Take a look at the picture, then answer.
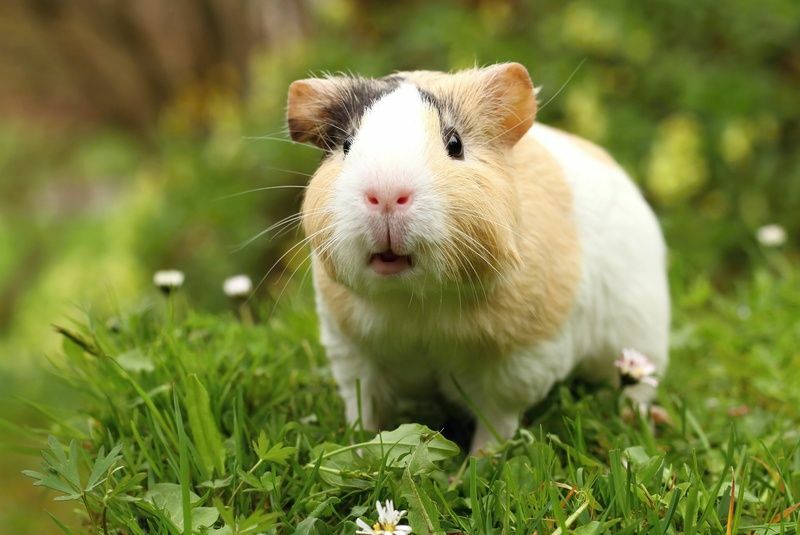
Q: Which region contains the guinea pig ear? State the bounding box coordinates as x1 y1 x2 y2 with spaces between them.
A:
481 63 537 146
286 78 338 149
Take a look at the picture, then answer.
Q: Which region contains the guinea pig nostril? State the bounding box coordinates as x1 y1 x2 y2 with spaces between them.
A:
396 195 410 205
366 194 380 206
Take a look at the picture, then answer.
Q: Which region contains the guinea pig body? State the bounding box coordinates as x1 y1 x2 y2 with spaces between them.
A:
287 64 669 452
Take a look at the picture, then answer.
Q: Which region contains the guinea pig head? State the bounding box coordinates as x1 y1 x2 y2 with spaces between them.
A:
287 63 537 295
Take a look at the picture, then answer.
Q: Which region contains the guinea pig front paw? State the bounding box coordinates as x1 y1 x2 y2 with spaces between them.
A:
469 416 518 456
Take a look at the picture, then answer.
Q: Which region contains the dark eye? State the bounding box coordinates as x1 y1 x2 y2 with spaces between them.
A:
445 130 463 159
342 136 353 155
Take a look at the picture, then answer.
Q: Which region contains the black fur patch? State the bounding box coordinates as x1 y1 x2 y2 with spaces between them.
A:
317 76 402 152
418 87 462 142
417 87 442 114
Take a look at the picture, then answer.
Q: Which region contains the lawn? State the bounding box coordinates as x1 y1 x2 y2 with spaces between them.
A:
11 248 800 533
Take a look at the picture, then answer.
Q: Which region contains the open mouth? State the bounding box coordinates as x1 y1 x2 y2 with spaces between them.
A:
369 250 413 275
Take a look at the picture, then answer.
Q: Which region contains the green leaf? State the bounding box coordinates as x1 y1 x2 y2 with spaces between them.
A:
144 483 219 532
213 497 235 527
293 498 338 534
238 510 281 533
184 374 226 476
253 431 296 465
115 348 155 372
43 436 81 489
24 436 88 501
254 430 270 459
191 507 221 531
199 475 234 489
574 521 603 535
237 469 264 490
22 470 81 500
306 424 458 489
401 443 443 535
316 423 458 470
86 443 123 491
367 424 459 467
259 471 277 492
293 516 326 535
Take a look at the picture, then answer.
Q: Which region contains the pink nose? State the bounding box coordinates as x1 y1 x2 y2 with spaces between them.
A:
364 188 413 213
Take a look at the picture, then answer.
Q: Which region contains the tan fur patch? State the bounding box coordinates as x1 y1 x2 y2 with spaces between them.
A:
300 157 341 278
488 134 582 344
314 132 581 354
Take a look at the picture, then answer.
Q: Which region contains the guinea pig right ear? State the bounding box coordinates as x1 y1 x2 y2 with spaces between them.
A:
480 63 538 146
286 78 339 149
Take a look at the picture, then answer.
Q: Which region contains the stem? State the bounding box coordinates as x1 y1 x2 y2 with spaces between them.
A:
229 459 263 506
81 492 98 533
551 501 589 535
312 465 375 477
238 302 254 326
302 442 367 468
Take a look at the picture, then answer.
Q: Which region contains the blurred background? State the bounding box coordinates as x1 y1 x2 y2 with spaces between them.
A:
0 0 797 532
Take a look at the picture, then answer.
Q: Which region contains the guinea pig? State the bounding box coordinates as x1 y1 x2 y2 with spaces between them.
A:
286 63 669 453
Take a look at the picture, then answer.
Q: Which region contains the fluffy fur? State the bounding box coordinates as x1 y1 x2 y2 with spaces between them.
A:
286 63 669 453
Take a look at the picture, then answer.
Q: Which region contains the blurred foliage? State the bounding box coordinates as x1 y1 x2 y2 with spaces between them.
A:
0 0 309 129
0 0 797 371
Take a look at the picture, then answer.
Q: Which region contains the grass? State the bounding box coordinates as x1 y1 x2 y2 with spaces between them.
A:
7 254 800 534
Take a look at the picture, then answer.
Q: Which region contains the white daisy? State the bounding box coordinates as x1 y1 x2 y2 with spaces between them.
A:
756 224 787 247
153 270 185 293
614 348 659 387
223 274 253 298
355 500 412 535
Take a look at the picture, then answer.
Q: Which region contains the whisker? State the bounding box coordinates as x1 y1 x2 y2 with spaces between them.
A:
217 184 309 201
270 215 308 243
241 135 323 150
537 58 587 112
268 236 331 316
447 207 527 242
269 231 346 315
247 224 336 303
233 208 331 252
447 231 490 303
255 165 315 178
450 227 504 272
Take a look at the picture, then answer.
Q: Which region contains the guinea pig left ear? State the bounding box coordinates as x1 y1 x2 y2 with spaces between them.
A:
286 78 338 149
482 63 538 146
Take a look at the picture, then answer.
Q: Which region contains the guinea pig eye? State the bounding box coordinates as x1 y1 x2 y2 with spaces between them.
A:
342 136 353 155
445 130 464 160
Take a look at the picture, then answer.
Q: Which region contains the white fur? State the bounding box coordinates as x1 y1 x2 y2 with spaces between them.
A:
314 118 670 453
329 84 448 290
530 123 670 374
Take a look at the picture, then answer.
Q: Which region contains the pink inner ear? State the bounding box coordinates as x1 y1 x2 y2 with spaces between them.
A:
487 63 537 145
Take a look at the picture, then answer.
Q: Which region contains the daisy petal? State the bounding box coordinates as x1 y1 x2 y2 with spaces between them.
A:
641 376 659 387
355 518 376 534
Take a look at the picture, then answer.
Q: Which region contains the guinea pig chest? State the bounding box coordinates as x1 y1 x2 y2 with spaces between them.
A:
286 63 669 453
